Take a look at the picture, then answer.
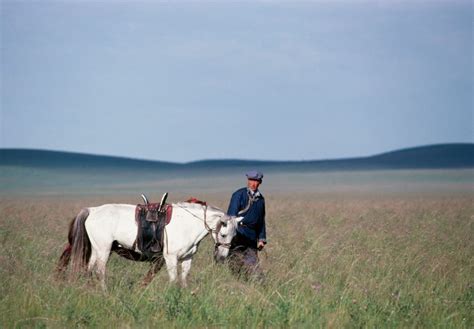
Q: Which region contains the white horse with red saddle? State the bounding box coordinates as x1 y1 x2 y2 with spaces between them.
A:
57 194 241 289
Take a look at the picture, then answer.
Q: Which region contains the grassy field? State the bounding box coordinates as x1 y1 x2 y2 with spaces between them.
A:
1 170 473 328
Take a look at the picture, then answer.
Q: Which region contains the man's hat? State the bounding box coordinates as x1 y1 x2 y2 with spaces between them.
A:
246 170 264 181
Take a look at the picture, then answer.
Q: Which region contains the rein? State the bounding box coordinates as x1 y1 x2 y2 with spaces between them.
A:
174 204 231 249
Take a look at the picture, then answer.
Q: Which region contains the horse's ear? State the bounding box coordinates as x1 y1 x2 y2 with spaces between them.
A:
235 216 244 223
221 214 231 222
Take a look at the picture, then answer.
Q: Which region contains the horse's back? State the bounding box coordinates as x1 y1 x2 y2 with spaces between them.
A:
85 204 137 248
88 203 135 215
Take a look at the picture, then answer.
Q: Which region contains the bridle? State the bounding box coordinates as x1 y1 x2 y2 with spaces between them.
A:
202 205 233 250
175 203 233 250
213 220 232 250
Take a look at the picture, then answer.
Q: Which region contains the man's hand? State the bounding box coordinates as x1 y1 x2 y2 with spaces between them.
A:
257 241 265 250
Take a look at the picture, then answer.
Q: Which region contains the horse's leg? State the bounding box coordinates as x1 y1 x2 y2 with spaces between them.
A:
142 256 164 286
88 238 111 291
87 248 98 275
180 258 193 288
164 255 179 284
95 252 111 291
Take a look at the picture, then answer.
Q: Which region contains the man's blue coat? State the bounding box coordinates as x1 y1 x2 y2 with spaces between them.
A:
227 187 266 245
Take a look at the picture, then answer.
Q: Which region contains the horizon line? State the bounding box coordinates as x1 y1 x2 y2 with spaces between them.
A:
1 142 473 165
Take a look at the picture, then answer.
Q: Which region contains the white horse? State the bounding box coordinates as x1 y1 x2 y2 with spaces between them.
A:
57 201 241 288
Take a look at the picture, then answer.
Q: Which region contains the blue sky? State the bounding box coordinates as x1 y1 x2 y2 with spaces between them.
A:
1 0 472 162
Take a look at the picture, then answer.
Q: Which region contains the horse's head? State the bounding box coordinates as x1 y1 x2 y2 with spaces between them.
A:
213 214 242 262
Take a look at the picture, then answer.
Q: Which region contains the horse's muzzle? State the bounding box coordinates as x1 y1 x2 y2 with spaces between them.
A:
214 244 230 263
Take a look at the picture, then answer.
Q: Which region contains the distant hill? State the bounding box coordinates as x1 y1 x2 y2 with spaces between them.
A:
0 144 473 172
0 149 179 170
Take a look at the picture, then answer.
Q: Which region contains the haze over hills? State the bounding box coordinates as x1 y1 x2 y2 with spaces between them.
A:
1 143 473 172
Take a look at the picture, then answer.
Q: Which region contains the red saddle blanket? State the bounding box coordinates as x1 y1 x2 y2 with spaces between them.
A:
186 197 207 206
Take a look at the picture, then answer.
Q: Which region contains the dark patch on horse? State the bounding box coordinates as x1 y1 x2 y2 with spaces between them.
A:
112 241 153 262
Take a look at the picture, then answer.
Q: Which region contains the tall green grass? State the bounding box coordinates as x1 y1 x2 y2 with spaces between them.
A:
1 194 472 328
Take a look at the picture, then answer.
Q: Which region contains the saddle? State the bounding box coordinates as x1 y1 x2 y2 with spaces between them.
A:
134 193 172 258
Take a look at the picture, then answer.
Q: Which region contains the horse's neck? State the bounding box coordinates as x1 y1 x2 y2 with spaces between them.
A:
175 203 223 231
203 207 224 229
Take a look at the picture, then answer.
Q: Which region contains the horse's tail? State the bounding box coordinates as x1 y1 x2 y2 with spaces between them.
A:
58 208 91 275
56 243 72 277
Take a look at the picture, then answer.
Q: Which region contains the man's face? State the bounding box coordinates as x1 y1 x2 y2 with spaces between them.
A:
247 179 261 192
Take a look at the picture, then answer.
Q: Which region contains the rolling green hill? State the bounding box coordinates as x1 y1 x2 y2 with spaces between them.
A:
1 143 473 171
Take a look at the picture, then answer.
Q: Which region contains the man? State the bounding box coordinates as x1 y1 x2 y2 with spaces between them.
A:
226 170 266 279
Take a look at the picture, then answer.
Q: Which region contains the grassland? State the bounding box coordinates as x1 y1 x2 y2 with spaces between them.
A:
1 170 473 328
